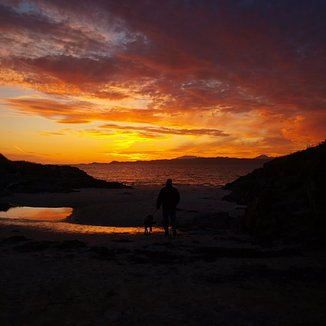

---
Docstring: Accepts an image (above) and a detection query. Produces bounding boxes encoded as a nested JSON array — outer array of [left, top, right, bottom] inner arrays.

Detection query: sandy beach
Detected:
[[0, 186, 243, 227], [0, 186, 325, 325]]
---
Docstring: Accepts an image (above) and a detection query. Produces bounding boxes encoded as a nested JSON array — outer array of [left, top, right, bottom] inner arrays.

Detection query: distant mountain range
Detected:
[[85, 155, 273, 165], [254, 155, 271, 159], [176, 154, 272, 160], [175, 155, 199, 160]]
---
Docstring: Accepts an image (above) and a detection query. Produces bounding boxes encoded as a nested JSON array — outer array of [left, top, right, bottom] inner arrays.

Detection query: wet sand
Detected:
[[0, 187, 325, 325]]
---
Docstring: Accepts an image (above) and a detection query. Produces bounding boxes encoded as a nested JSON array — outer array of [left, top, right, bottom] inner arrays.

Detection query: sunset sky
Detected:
[[0, 0, 325, 163]]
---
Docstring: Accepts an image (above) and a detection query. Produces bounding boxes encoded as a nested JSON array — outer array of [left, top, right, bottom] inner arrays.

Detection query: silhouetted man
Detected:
[[156, 179, 180, 236]]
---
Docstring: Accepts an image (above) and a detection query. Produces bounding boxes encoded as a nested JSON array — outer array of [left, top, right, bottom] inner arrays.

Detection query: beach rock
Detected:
[[0, 154, 128, 195], [224, 141, 326, 243]]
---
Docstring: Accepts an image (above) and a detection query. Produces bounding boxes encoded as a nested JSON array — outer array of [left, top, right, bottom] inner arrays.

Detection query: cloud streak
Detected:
[[100, 123, 228, 138]]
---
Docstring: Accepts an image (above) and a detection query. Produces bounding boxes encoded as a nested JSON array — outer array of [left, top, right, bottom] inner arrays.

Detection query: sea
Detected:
[[75, 159, 268, 187]]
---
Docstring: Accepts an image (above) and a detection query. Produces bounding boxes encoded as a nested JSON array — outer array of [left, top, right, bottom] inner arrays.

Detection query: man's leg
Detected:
[[170, 209, 177, 236], [162, 208, 169, 236]]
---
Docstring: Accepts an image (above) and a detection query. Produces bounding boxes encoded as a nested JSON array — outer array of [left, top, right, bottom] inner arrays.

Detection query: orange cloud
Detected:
[[99, 123, 228, 138]]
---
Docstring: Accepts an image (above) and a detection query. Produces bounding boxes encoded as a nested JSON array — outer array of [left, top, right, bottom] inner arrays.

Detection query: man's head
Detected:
[[166, 178, 173, 187]]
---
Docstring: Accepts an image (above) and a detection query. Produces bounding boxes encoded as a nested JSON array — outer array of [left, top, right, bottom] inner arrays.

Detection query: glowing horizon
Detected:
[[0, 1, 325, 164]]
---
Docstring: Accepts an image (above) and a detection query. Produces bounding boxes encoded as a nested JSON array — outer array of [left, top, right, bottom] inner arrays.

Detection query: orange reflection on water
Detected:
[[0, 219, 162, 234], [0, 206, 73, 221], [44, 223, 160, 234]]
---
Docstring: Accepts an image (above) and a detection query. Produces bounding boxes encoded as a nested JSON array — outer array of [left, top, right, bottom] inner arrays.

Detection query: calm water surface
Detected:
[[0, 206, 73, 221], [76, 161, 265, 186]]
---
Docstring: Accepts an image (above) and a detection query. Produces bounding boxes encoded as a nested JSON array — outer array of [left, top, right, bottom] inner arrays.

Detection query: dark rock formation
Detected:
[[0, 202, 13, 211], [0, 154, 128, 195], [224, 141, 326, 243]]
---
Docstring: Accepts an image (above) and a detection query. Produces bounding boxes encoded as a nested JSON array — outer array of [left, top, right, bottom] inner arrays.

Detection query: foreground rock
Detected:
[[0, 154, 128, 195], [224, 141, 326, 243]]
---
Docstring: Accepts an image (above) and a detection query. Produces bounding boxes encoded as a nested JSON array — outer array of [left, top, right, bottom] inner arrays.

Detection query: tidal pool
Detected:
[[0, 206, 160, 234], [0, 206, 73, 221]]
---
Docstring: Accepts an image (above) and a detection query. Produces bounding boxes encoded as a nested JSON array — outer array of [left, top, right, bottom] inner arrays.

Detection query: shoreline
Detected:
[[0, 185, 243, 228]]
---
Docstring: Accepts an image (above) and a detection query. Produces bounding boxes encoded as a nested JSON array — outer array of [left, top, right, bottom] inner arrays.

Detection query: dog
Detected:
[[144, 214, 155, 234]]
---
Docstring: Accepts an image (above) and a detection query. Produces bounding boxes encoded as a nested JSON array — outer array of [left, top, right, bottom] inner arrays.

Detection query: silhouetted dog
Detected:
[[144, 214, 155, 234]]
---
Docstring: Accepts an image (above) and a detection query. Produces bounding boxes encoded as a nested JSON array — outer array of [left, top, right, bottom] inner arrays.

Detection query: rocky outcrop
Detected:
[[0, 154, 128, 194], [224, 141, 326, 243]]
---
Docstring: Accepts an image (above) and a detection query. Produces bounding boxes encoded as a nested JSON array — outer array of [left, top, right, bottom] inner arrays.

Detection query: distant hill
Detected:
[[254, 154, 272, 159], [0, 154, 127, 195], [106, 156, 272, 165], [224, 141, 326, 243], [175, 155, 199, 160]]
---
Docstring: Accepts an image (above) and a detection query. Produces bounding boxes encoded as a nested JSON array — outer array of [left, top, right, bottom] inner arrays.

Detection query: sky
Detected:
[[0, 0, 325, 163]]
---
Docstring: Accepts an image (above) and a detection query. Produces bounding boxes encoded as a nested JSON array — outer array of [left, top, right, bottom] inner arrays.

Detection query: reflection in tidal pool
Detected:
[[0, 219, 157, 234], [0, 206, 73, 221], [0, 206, 161, 234]]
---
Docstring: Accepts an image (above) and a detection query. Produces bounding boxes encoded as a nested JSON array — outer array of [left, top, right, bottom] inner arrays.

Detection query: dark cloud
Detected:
[[0, 3, 112, 59]]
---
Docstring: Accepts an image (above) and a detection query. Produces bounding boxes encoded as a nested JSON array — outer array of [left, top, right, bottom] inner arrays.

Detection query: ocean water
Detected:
[[76, 160, 267, 187]]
